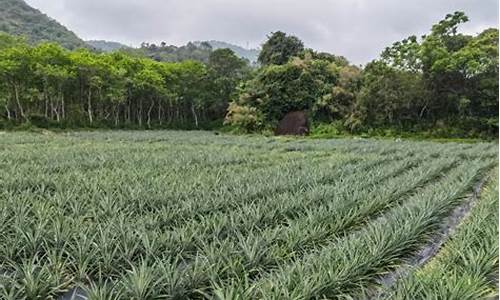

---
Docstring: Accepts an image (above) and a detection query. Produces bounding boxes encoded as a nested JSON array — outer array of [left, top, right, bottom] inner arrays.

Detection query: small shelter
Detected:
[[275, 111, 309, 136]]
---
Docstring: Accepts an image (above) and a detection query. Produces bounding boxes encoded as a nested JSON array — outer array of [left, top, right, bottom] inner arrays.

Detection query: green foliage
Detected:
[[258, 31, 304, 65], [302, 49, 351, 67], [314, 64, 362, 122], [348, 60, 428, 131], [226, 55, 350, 130], [0, 34, 249, 129], [0, 8, 497, 138], [0, 31, 26, 49], [125, 41, 214, 63], [195, 40, 260, 63], [375, 11, 499, 136], [224, 102, 262, 132], [86, 40, 130, 52], [227, 13, 497, 138], [309, 121, 348, 138], [208, 48, 248, 77], [206, 49, 250, 117]]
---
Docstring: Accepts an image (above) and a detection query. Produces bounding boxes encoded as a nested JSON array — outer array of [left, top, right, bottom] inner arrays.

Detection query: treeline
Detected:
[[125, 40, 258, 64], [0, 11, 498, 138], [227, 12, 498, 138], [0, 33, 249, 129], [125, 41, 214, 63]]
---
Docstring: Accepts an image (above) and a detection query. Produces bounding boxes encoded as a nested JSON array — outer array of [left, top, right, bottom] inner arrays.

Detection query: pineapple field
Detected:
[[0, 131, 498, 299]]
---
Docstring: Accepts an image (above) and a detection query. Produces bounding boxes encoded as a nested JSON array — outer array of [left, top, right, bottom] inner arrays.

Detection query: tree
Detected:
[[226, 55, 339, 130], [206, 48, 249, 117], [314, 64, 361, 122], [348, 61, 428, 131], [0, 43, 34, 121], [208, 48, 247, 77], [171, 60, 207, 127], [0, 32, 25, 50], [377, 11, 498, 136], [32, 43, 73, 122], [69, 49, 108, 124], [131, 61, 165, 127], [0, 33, 246, 129], [258, 31, 304, 65]]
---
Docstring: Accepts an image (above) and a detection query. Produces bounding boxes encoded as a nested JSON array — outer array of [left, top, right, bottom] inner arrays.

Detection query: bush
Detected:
[[224, 103, 262, 132], [28, 114, 50, 128], [310, 121, 347, 138]]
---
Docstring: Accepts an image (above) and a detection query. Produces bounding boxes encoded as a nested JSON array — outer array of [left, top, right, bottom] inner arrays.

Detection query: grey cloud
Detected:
[[25, 0, 498, 64]]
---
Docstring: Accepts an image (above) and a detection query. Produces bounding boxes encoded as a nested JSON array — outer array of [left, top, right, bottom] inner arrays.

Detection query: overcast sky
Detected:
[[25, 0, 498, 64]]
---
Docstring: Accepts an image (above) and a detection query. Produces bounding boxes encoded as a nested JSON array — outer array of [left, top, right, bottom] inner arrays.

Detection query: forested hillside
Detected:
[[0, 0, 87, 49], [125, 41, 214, 63], [99, 40, 258, 64], [89, 40, 258, 63], [194, 40, 260, 62], [86, 40, 130, 52]]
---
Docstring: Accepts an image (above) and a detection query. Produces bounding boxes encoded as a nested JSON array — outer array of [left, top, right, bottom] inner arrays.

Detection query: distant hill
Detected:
[[0, 0, 87, 49], [118, 40, 260, 63], [127, 40, 260, 64], [124, 41, 212, 63], [195, 40, 260, 62], [87, 40, 130, 52]]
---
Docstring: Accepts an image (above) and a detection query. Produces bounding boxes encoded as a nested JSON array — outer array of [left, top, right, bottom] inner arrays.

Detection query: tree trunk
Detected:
[[115, 105, 119, 126], [87, 89, 93, 124], [138, 98, 143, 127], [49, 96, 53, 120], [60, 89, 65, 120], [5, 105, 11, 120], [147, 100, 154, 128], [44, 92, 49, 118], [53, 103, 60, 122], [127, 101, 131, 123], [13, 84, 27, 121], [191, 102, 198, 128], [52, 92, 60, 122], [158, 100, 162, 125]]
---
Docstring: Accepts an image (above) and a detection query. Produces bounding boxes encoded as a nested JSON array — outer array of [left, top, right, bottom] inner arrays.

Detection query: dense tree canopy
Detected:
[[226, 53, 354, 131], [227, 12, 498, 137], [0, 34, 249, 129], [258, 31, 305, 66], [370, 11, 499, 135], [128, 41, 214, 63]]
